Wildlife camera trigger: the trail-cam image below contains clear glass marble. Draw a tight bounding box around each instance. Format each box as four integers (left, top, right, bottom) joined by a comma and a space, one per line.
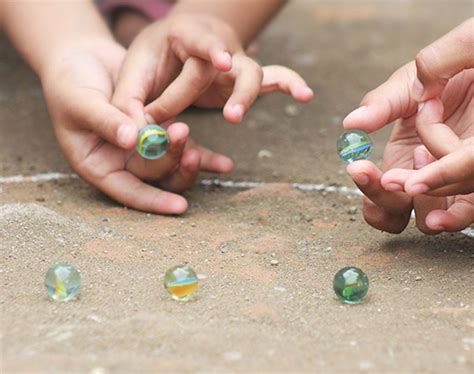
337, 130, 373, 163
164, 265, 198, 302
333, 266, 369, 304
44, 263, 81, 302
136, 124, 169, 160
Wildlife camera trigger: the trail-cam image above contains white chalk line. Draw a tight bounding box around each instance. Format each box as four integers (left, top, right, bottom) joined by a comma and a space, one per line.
0, 173, 362, 196
0, 172, 472, 238
0, 173, 78, 184
200, 179, 364, 196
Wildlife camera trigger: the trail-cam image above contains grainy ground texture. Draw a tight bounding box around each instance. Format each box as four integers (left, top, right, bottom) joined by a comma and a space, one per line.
1, 1, 473, 373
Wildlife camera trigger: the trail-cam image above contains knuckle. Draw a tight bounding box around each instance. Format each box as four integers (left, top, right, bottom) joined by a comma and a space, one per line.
361, 88, 381, 106
415, 47, 438, 82
149, 101, 173, 120
188, 71, 211, 91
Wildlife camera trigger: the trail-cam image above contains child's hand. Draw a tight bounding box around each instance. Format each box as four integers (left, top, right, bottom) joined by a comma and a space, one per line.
382, 18, 474, 199
111, 14, 314, 125
343, 51, 473, 234
41, 39, 232, 215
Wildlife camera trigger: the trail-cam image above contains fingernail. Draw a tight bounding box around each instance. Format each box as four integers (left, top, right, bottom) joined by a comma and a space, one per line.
412, 77, 424, 101
384, 183, 403, 192
409, 183, 429, 195
118, 124, 135, 147
233, 104, 244, 119
145, 113, 156, 124
353, 173, 369, 186
222, 51, 232, 63
301, 86, 314, 98
345, 106, 368, 121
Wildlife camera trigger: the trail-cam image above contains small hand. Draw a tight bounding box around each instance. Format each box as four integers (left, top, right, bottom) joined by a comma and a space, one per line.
41, 39, 232, 215
111, 14, 313, 125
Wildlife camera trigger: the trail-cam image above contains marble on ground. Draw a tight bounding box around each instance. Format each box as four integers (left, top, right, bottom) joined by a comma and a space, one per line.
1, 1, 473, 373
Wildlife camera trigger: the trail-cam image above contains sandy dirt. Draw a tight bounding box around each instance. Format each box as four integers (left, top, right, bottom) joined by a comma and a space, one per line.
1, 1, 473, 373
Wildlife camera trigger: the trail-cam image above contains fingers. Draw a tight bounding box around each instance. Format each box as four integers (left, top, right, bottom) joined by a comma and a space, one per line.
405, 147, 474, 197
411, 146, 447, 235
144, 57, 216, 123
381, 146, 437, 193
111, 39, 175, 126
416, 98, 461, 159
159, 148, 201, 193
346, 160, 412, 233
169, 17, 236, 72
171, 31, 233, 72
97, 170, 188, 214
223, 54, 263, 124
362, 198, 411, 234
425, 195, 474, 232
195, 144, 234, 173
223, 61, 314, 124
412, 18, 474, 101
259, 65, 314, 102
69, 93, 137, 150
343, 62, 418, 132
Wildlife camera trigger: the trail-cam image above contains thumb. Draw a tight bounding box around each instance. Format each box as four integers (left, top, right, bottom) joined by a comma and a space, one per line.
343, 62, 418, 133
70, 95, 138, 149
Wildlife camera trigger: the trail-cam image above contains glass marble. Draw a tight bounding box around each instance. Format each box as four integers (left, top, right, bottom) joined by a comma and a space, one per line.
44, 263, 81, 302
164, 265, 198, 302
333, 266, 369, 304
136, 124, 169, 160
336, 130, 373, 163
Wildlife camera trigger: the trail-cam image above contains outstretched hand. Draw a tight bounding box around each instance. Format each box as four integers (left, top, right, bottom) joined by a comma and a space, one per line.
111, 14, 314, 126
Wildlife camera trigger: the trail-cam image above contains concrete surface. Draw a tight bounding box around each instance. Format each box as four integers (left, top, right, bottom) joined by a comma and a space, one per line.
1, 1, 473, 373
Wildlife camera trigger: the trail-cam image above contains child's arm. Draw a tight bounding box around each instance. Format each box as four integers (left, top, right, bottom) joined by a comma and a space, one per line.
0, 1, 112, 77
172, 0, 287, 46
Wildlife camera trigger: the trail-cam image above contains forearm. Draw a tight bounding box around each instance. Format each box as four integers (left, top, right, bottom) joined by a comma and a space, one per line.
0, 0, 113, 77
171, 0, 287, 46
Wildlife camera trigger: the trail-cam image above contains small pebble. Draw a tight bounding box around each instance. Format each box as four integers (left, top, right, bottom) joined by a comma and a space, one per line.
270, 259, 279, 266
348, 206, 358, 215
258, 149, 273, 159
223, 351, 242, 362
284, 104, 300, 117
415, 276, 422, 281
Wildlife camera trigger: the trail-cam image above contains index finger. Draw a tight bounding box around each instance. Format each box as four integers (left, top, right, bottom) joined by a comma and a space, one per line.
412, 18, 474, 101
343, 62, 418, 133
